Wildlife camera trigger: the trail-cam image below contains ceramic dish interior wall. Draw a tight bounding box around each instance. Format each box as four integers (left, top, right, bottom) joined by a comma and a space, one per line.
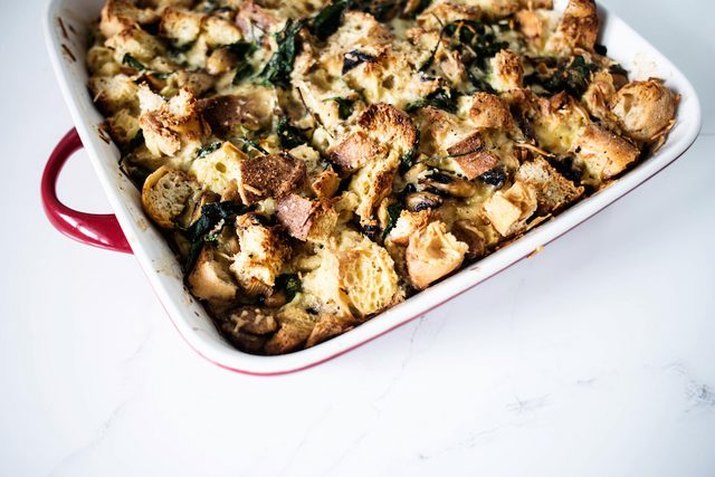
44, 0, 701, 374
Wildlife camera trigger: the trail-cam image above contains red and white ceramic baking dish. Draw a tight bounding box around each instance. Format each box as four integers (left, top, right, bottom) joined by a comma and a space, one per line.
42, 0, 701, 375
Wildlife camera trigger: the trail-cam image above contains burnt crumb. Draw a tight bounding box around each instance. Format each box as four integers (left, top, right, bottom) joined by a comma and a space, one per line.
58, 17, 69, 39
61, 44, 77, 62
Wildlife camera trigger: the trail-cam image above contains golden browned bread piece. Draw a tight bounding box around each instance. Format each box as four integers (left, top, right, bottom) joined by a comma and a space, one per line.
138, 87, 208, 157
188, 246, 238, 302
483, 182, 538, 237
610, 79, 679, 143
329, 131, 385, 172
446, 133, 501, 180
547, 0, 599, 54
515, 157, 584, 214
574, 124, 640, 182
100, 0, 159, 39
230, 214, 291, 294
406, 221, 469, 290
141, 166, 200, 229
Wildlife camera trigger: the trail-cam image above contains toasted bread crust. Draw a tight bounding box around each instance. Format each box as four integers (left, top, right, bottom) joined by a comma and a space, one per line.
238, 152, 307, 204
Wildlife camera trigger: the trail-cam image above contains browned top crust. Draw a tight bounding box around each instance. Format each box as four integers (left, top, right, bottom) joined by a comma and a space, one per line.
446, 134, 500, 180
329, 131, 384, 172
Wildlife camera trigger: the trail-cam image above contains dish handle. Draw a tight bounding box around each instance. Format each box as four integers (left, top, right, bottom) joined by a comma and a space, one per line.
41, 128, 133, 254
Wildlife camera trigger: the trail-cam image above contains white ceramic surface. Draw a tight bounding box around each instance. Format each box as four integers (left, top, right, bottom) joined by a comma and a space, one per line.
41, 0, 702, 375
1, 1, 714, 474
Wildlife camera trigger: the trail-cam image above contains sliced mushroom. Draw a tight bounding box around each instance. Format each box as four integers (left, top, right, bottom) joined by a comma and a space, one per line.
420, 171, 477, 199
405, 191, 443, 212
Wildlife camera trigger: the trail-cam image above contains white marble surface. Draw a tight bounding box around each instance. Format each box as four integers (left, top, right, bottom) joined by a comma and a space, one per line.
1, 1, 714, 475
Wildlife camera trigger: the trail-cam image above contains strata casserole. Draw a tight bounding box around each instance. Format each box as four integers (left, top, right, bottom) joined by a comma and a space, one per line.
86, 0, 679, 354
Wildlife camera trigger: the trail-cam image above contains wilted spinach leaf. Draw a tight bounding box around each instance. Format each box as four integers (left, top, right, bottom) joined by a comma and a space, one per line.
310, 0, 351, 41
260, 19, 304, 88
399, 130, 420, 173
227, 41, 254, 57
352, 0, 401, 22
443, 20, 508, 68
122, 53, 146, 70
184, 202, 249, 271
382, 203, 404, 239
466, 70, 496, 94
405, 88, 458, 114
235, 137, 268, 155
277, 117, 309, 149
276, 274, 302, 302
541, 55, 599, 97
326, 97, 355, 119
232, 62, 254, 84
119, 130, 145, 156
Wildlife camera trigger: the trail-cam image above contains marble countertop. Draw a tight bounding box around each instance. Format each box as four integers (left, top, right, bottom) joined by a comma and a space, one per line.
1, 0, 714, 475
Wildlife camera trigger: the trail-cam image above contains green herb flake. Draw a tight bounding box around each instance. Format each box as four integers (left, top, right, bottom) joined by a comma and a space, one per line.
406, 88, 458, 114
276, 274, 302, 303
227, 41, 255, 57
184, 201, 249, 271
234, 137, 268, 155
122, 53, 146, 70
399, 130, 420, 173
310, 0, 351, 41
325, 97, 355, 120
232, 62, 254, 85
151, 71, 172, 80
382, 203, 404, 239
196, 142, 222, 159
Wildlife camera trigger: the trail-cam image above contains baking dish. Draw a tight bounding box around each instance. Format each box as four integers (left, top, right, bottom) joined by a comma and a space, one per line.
42, 0, 701, 375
